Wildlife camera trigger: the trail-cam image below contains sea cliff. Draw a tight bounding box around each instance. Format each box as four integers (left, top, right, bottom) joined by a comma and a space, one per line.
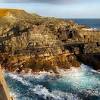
0, 9, 99, 73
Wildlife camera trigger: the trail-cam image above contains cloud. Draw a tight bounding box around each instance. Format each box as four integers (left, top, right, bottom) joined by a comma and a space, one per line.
0, 0, 76, 4
0, 0, 99, 18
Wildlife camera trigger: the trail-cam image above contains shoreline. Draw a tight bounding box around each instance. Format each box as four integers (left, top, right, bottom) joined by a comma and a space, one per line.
3, 66, 80, 76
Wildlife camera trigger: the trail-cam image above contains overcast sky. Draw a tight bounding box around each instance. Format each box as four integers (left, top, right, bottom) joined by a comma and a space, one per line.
0, 0, 100, 18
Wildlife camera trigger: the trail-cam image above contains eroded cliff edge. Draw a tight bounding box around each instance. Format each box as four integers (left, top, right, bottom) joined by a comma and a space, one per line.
0, 9, 99, 73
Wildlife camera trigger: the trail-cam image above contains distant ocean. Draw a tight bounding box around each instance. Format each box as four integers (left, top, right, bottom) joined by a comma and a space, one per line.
72, 19, 100, 29
5, 19, 100, 100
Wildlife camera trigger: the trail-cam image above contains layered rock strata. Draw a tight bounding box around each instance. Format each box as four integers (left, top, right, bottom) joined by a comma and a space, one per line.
0, 9, 99, 73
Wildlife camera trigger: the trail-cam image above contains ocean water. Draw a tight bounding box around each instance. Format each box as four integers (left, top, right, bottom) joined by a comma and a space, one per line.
5, 64, 100, 100
4, 19, 100, 100
72, 19, 100, 29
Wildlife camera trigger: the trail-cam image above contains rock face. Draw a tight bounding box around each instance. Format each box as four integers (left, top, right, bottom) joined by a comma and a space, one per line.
0, 9, 80, 73
0, 66, 12, 100
0, 9, 99, 72
77, 54, 100, 70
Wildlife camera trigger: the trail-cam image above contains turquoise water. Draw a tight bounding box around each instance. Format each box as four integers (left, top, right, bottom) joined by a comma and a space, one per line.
5, 64, 100, 100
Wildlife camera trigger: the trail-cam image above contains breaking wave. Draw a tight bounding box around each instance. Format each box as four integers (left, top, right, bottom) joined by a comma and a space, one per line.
33, 85, 81, 100
5, 64, 100, 100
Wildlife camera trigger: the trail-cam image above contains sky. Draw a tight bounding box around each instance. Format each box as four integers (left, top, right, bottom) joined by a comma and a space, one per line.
0, 0, 100, 18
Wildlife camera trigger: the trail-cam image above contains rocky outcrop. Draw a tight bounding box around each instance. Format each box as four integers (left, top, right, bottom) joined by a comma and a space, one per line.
0, 9, 99, 72
0, 66, 12, 100
0, 9, 81, 73
77, 54, 100, 70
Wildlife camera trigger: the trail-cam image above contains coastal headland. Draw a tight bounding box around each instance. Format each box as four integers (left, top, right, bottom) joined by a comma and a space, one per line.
0, 9, 99, 73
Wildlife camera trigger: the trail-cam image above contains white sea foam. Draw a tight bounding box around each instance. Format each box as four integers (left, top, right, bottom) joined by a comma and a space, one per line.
55, 64, 100, 92
58, 64, 100, 78
6, 72, 32, 86
57, 67, 82, 76
79, 89, 100, 97
33, 85, 81, 100
18, 70, 56, 81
